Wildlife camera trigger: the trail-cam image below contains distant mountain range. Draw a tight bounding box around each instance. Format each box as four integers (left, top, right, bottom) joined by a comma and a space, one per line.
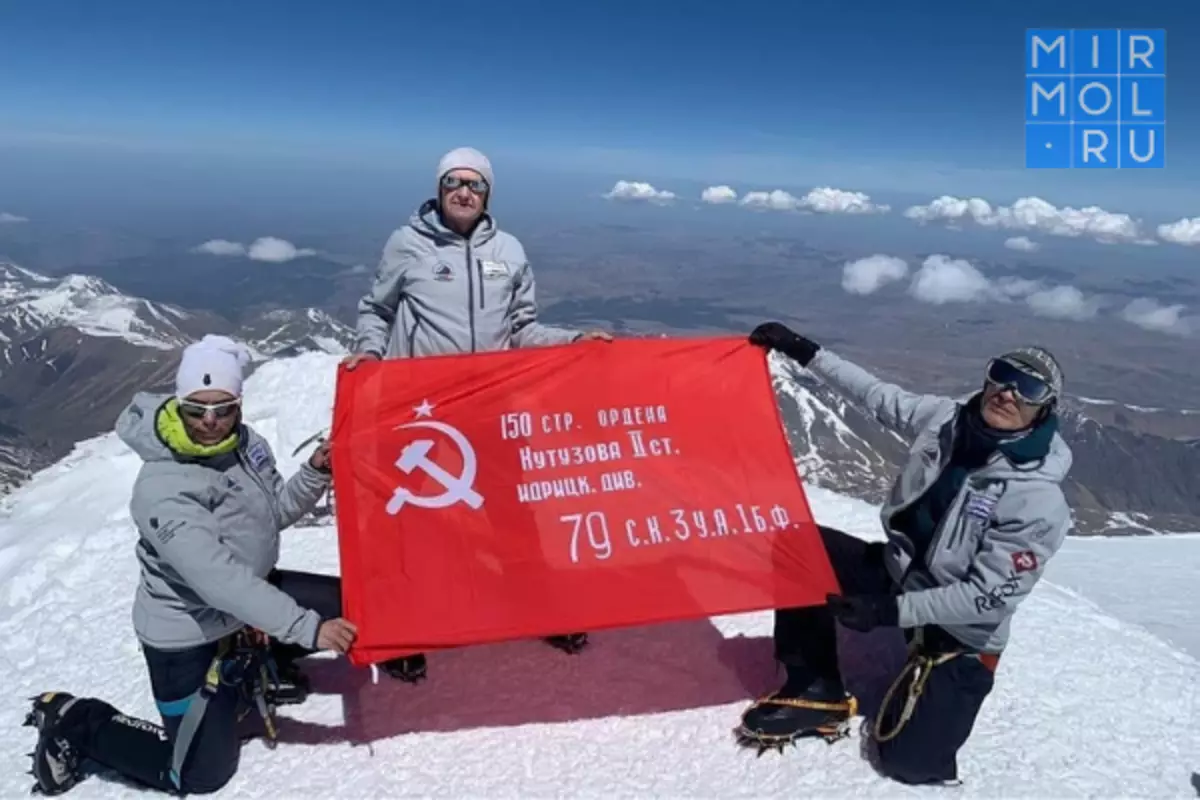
0, 261, 355, 491
1, 257, 1196, 536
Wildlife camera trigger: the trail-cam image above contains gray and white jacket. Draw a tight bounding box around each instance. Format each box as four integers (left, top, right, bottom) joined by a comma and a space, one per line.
116, 392, 331, 651
355, 200, 581, 358
789, 348, 1074, 653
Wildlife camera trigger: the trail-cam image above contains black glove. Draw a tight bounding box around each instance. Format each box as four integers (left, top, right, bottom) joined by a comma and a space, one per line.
748, 322, 820, 367
826, 593, 898, 632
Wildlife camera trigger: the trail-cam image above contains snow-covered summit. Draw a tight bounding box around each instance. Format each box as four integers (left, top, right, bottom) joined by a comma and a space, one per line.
0, 351, 1197, 797
0, 261, 192, 351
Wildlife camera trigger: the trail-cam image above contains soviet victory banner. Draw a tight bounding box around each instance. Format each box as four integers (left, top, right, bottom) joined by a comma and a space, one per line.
330, 336, 840, 666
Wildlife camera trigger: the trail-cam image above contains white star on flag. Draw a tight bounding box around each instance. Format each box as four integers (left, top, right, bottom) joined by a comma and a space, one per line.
413, 399, 435, 418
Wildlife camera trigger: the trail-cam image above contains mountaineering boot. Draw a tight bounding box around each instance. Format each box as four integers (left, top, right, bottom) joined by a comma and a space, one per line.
544, 633, 589, 654
378, 653, 427, 684
23, 692, 84, 795
735, 673, 858, 754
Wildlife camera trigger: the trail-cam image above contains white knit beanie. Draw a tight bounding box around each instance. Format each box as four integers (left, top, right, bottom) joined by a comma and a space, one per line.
436, 147, 494, 188
175, 334, 253, 399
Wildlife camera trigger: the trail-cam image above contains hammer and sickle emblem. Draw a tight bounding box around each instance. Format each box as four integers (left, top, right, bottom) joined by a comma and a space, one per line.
386, 420, 484, 515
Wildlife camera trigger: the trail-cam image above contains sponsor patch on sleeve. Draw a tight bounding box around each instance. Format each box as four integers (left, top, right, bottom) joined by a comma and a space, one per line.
1011, 550, 1038, 573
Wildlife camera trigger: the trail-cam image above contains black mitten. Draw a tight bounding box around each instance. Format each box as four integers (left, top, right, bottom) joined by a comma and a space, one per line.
826, 593, 899, 632
748, 322, 820, 366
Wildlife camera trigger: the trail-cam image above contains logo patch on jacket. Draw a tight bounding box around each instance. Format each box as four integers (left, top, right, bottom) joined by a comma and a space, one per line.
247, 441, 271, 472
964, 491, 997, 521
480, 259, 510, 279
1011, 550, 1038, 573
433, 263, 454, 281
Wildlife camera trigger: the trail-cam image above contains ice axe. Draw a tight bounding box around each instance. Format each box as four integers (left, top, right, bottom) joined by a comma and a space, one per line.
292, 428, 328, 457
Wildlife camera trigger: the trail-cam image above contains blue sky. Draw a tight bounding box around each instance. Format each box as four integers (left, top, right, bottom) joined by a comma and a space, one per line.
0, 0, 1197, 219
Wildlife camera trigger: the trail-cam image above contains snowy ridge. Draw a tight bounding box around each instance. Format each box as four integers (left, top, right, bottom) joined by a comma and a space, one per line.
0, 262, 192, 352
1075, 394, 1200, 416
0, 352, 1198, 797
244, 307, 355, 357
766, 351, 904, 502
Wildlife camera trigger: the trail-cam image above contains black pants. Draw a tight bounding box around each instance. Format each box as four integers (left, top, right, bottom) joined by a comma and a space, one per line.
774, 526, 997, 785
60, 569, 340, 795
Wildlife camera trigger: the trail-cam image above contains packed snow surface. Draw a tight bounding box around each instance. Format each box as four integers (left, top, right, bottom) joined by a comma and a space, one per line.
1, 352, 1197, 797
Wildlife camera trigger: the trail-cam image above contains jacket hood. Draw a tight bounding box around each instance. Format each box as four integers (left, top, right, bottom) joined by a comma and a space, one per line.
116, 391, 242, 464
116, 392, 175, 463
409, 198, 498, 248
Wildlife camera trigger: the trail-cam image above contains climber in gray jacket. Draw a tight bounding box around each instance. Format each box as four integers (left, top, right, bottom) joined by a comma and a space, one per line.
23, 335, 358, 796
350, 146, 610, 360
737, 321, 1073, 788
344, 147, 611, 682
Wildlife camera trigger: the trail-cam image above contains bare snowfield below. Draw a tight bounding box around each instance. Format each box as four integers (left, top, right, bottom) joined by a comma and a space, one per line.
1, 352, 1197, 797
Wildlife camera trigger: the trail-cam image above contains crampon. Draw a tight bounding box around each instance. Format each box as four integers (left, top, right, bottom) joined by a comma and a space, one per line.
733, 692, 859, 755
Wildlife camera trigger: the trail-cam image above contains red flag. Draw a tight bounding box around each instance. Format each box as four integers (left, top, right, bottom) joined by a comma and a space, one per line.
330, 336, 839, 667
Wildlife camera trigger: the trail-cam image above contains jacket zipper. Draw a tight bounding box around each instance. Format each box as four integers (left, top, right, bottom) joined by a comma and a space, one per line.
466, 241, 477, 352
477, 257, 486, 309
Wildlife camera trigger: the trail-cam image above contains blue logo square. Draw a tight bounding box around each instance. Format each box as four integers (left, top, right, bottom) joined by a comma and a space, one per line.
1026, 77, 1069, 122
1074, 125, 1120, 169
1122, 125, 1165, 168
1026, 125, 1072, 169
1073, 76, 1119, 123
1026, 29, 1071, 75
1120, 76, 1165, 123
1072, 29, 1119, 75
1120, 30, 1165, 75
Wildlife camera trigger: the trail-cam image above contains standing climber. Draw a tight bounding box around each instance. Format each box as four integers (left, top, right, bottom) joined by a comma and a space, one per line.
342, 146, 612, 682
739, 322, 1074, 787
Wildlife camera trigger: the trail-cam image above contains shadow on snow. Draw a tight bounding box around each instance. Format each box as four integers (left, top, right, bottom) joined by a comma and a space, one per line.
272, 616, 910, 748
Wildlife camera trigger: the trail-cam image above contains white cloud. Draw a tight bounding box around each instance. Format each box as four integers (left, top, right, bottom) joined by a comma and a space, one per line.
1157, 217, 1200, 246
738, 186, 888, 215
603, 180, 676, 204
904, 195, 1148, 244
193, 236, 315, 262
700, 185, 738, 204
194, 239, 247, 256
842, 255, 908, 295
1024, 285, 1103, 321
908, 255, 995, 305
1119, 298, 1195, 336
247, 236, 316, 263
0, 212, 29, 224
740, 190, 802, 211
1004, 236, 1040, 252
994, 276, 1043, 298
800, 187, 890, 214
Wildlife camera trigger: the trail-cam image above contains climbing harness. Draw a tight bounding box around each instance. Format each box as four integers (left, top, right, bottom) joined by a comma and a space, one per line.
166, 629, 283, 790
872, 650, 961, 743
871, 629, 999, 743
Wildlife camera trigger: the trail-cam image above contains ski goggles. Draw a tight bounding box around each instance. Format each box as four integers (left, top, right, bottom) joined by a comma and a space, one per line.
179, 398, 242, 419
440, 174, 489, 194
984, 357, 1055, 405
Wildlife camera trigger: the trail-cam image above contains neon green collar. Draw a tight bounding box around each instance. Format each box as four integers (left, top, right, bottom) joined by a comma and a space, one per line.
156, 398, 240, 458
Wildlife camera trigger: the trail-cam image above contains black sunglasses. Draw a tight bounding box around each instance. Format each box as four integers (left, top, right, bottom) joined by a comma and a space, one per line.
440, 174, 489, 194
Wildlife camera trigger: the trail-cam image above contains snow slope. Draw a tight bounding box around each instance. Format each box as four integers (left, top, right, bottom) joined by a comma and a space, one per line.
1, 352, 1198, 798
